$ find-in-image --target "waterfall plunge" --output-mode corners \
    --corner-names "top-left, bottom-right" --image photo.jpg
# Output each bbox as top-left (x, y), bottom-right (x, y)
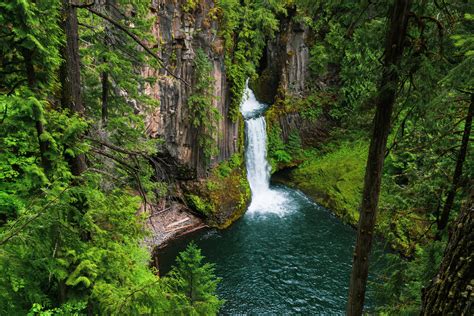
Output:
top-left (240, 84), bottom-right (292, 216)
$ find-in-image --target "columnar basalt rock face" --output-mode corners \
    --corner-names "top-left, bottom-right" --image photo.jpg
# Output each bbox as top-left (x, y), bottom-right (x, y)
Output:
top-left (255, 14), bottom-right (331, 150)
top-left (143, 0), bottom-right (239, 178)
top-left (271, 19), bottom-right (310, 97)
top-left (253, 14), bottom-right (311, 104)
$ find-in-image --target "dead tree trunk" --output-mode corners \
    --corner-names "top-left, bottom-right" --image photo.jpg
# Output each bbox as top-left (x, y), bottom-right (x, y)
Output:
top-left (437, 94), bottom-right (473, 231)
top-left (421, 191), bottom-right (473, 315)
top-left (346, 1), bottom-right (411, 315)
top-left (60, 0), bottom-right (87, 176)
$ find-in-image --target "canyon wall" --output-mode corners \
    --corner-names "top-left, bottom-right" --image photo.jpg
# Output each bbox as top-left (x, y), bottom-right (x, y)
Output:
top-left (141, 0), bottom-right (249, 230)
top-left (143, 0), bottom-right (239, 178)
top-left (254, 13), bottom-right (332, 151)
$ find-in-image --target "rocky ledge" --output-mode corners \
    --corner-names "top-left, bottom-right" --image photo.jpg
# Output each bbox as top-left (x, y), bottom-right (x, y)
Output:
top-left (143, 202), bottom-right (207, 250)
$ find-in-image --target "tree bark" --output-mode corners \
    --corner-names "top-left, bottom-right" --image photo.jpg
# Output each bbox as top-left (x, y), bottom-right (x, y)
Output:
top-left (60, 0), bottom-right (87, 176)
top-left (101, 69), bottom-right (109, 126)
top-left (437, 94), bottom-right (473, 231)
top-left (346, 1), bottom-right (411, 315)
top-left (21, 48), bottom-right (51, 172)
top-left (100, 0), bottom-right (113, 126)
top-left (421, 191), bottom-right (473, 315)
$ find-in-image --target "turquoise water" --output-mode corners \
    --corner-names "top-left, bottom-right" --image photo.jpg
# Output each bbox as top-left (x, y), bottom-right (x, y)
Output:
top-left (158, 185), bottom-right (384, 314)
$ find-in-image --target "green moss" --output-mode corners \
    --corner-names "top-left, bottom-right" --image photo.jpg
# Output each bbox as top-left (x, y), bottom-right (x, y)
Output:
top-left (279, 140), bottom-right (426, 256)
top-left (182, 0), bottom-right (199, 13)
top-left (185, 194), bottom-right (214, 216)
top-left (287, 141), bottom-right (368, 225)
top-left (184, 153), bottom-right (250, 228)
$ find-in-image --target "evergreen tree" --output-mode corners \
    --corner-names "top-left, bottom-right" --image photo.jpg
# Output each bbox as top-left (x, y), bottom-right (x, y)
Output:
top-left (347, 1), bottom-right (412, 314)
top-left (166, 242), bottom-right (224, 315)
top-left (0, 1), bottom-right (222, 314)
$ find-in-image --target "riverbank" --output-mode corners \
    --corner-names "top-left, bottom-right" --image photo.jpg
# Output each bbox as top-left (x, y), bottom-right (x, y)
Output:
top-left (143, 202), bottom-right (207, 250)
top-left (272, 141), bottom-right (367, 227)
top-left (271, 140), bottom-right (430, 256)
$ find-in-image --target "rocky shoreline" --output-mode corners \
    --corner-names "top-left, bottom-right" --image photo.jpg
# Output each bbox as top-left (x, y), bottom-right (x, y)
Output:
top-left (144, 202), bottom-right (207, 250)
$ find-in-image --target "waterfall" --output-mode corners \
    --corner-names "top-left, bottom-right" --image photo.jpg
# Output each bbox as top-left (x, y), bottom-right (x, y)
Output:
top-left (245, 116), bottom-right (271, 194)
top-left (240, 83), bottom-right (291, 215)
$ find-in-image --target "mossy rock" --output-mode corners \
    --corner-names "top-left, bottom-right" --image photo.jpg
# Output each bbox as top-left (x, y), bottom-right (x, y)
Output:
top-left (279, 141), bottom-right (368, 226)
top-left (182, 154), bottom-right (251, 228)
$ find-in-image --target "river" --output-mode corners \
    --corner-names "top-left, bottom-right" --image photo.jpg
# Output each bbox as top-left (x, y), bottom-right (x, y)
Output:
top-left (158, 85), bottom-right (384, 314)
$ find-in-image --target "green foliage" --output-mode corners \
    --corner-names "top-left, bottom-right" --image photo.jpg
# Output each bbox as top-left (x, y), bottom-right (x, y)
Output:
top-left (166, 242), bottom-right (223, 315)
top-left (309, 44), bottom-right (329, 76)
top-left (28, 301), bottom-right (87, 315)
top-left (375, 241), bottom-right (444, 314)
top-left (0, 0), bottom-right (63, 93)
top-left (187, 49), bottom-right (220, 162)
top-left (214, 154), bottom-right (242, 178)
top-left (218, 0), bottom-right (287, 120)
top-left (182, 0), bottom-right (199, 13)
top-left (186, 194), bottom-right (214, 216)
top-left (0, 180), bottom-right (169, 314)
top-left (267, 124), bottom-right (292, 171)
top-left (266, 100), bottom-right (316, 172)
top-left (287, 131), bottom-right (303, 157)
top-left (338, 18), bottom-right (384, 121)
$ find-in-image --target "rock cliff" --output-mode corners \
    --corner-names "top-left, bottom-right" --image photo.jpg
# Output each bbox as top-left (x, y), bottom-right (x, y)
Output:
top-left (140, 0), bottom-right (249, 233)
top-left (143, 0), bottom-right (239, 178)
top-left (253, 12), bottom-right (332, 160)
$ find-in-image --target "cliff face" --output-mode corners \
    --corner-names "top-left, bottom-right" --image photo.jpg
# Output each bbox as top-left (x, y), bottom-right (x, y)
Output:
top-left (255, 13), bottom-right (331, 152)
top-left (252, 15), bottom-right (310, 105)
top-left (139, 2), bottom-right (329, 232)
top-left (140, 0), bottom-right (249, 230)
top-left (143, 0), bottom-right (239, 178)
top-left (267, 17), bottom-right (311, 98)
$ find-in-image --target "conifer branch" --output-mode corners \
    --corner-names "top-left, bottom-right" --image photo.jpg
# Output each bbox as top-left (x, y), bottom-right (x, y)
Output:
top-left (83, 7), bottom-right (190, 86)
top-left (0, 185), bottom-right (72, 246)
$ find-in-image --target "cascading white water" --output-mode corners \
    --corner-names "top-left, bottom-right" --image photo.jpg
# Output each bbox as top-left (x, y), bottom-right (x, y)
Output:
top-left (240, 83), bottom-right (292, 216)
top-left (245, 117), bottom-right (271, 194)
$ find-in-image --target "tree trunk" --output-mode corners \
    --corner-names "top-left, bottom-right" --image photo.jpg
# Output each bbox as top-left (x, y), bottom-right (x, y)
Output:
top-left (421, 191), bottom-right (473, 315)
top-left (21, 48), bottom-right (51, 172)
top-left (437, 94), bottom-right (473, 231)
top-left (101, 69), bottom-right (109, 126)
top-left (346, 1), bottom-right (411, 315)
top-left (60, 0), bottom-right (87, 176)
